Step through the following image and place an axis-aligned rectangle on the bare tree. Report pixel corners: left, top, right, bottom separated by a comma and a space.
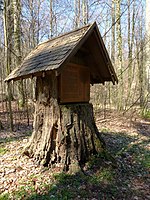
50, 0, 53, 38
74, 0, 81, 28
13, 0, 25, 107
115, 0, 123, 110
111, 0, 115, 64
82, 0, 88, 25
145, 0, 150, 97
3, 0, 13, 130
126, 0, 135, 105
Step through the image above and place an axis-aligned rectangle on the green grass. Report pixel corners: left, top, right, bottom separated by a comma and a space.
101, 127, 111, 133
0, 128, 149, 200
13, 186, 29, 200
0, 131, 32, 144
0, 193, 9, 200
90, 167, 115, 185
0, 146, 7, 155
141, 109, 150, 119
127, 140, 150, 169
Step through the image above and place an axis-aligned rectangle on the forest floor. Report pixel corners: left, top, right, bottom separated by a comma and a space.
0, 109, 150, 200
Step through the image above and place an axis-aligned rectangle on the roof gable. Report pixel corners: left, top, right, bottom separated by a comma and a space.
5, 22, 118, 84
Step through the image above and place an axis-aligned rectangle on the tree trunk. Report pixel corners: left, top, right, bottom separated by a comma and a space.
82, 0, 88, 25
145, 0, 150, 108
50, 0, 53, 38
13, 0, 25, 108
126, 0, 135, 107
23, 74, 105, 173
111, 0, 115, 64
115, 0, 123, 110
74, 0, 80, 28
29, 0, 36, 48
3, 0, 13, 131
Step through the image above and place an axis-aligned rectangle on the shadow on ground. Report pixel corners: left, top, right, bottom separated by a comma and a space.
132, 120, 150, 137
0, 114, 149, 200
23, 131, 150, 200
0, 125, 32, 144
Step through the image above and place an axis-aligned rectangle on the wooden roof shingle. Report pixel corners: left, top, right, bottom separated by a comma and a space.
5, 22, 118, 84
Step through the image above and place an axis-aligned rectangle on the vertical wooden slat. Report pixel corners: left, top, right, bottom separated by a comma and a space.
59, 64, 90, 103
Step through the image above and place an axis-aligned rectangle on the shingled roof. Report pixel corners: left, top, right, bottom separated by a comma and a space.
5, 22, 118, 84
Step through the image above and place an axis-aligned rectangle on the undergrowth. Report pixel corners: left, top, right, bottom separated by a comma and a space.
0, 127, 149, 200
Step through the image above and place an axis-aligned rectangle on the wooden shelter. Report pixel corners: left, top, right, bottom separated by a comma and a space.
5, 22, 117, 103
5, 22, 118, 172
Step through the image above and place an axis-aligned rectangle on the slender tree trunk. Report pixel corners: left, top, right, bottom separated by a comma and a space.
3, 0, 13, 131
0, 29, 5, 111
82, 0, 88, 25
74, 0, 80, 28
13, 0, 21, 64
126, 0, 135, 107
24, 74, 106, 173
136, 39, 144, 107
127, 0, 131, 85
50, 0, 53, 38
136, 7, 146, 108
29, 0, 36, 48
115, 0, 123, 110
13, 0, 25, 108
7, 82, 13, 130
111, 0, 115, 64
145, 0, 150, 108
37, 0, 40, 44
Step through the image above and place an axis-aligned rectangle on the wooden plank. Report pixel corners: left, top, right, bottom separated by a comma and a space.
58, 23, 95, 75
93, 30, 117, 84
59, 64, 90, 103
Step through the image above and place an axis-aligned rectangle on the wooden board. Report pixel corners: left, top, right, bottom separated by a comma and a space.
59, 64, 90, 103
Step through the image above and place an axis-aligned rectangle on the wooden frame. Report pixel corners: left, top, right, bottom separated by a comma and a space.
58, 64, 90, 103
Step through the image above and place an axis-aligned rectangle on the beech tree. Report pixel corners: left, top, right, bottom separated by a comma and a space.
115, 0, 123, 110
111, 0, 115, 64
0, 0, 147, 131
3, 0, 13, 130
82, 0, 88, 25
74, 0, 81, 28
13, 0, 25, 107
145, 0, 150, 96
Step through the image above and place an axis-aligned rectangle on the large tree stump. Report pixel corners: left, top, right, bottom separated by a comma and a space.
24, 75, 106, 173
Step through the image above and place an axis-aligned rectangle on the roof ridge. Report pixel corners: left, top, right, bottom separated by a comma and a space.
5, 21, 118, 85
37, 24, 91, 47
23, 23, 92, 62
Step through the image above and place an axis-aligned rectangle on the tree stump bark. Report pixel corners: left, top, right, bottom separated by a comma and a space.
23, 75, 106, 173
